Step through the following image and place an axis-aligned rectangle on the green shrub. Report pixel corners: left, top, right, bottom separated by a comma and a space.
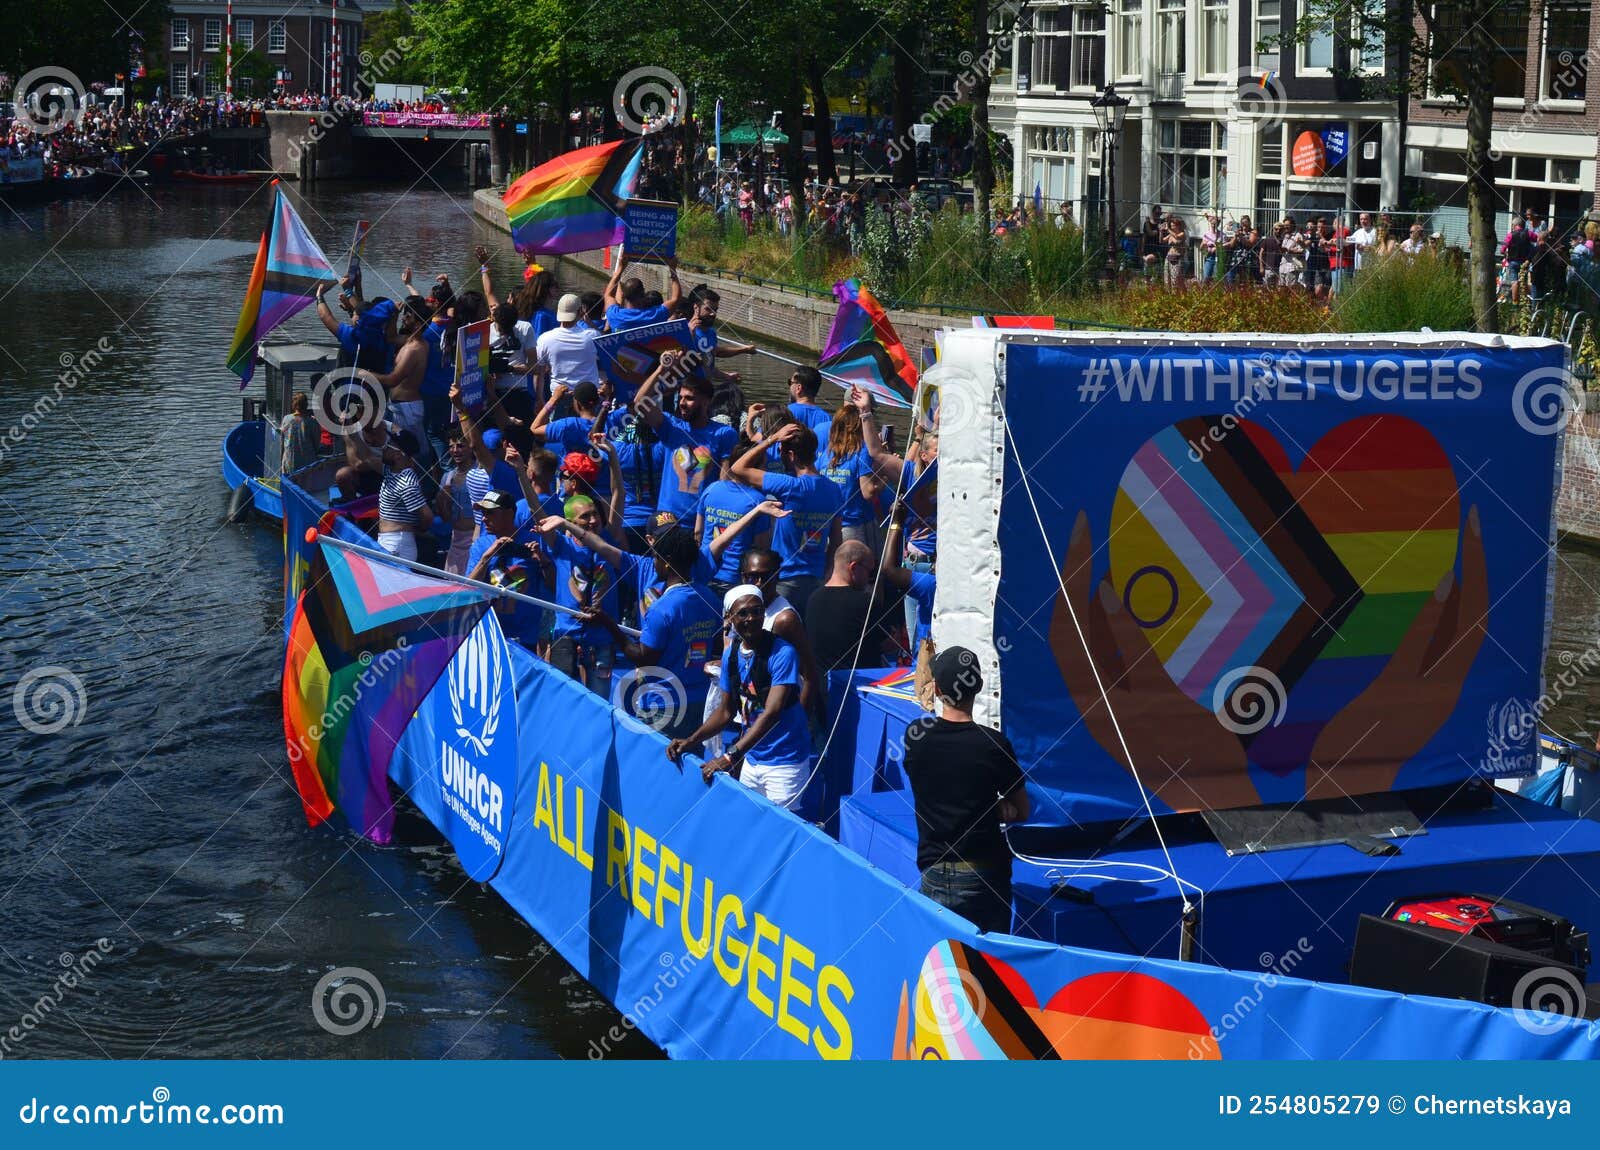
1332, 251, 1473, 333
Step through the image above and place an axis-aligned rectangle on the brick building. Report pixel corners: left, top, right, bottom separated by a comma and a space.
160, 0, 363, 99
1405, 0, 1597, 240
992, 0, 1598, 238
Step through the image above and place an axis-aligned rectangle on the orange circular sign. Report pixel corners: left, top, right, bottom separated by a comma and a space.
1292, 131, 1327, 177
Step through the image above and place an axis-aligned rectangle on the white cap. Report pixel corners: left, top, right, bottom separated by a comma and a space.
556, 293, 582, 321
724, 584, 763, 613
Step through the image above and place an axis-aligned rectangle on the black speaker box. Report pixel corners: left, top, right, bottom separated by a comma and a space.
1350, 913, 1596, 1017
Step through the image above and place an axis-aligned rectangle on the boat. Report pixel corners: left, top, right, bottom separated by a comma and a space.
92, 167, 151, 194
175, 169, 274, 185
222, 342, 343, 523
274, 328, 1600, 1060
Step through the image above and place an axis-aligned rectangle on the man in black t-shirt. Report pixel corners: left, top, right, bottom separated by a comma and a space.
901, 647, 1029, 934
804, 540, 902, 672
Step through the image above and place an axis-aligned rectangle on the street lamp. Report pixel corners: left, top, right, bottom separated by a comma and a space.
1089, 82, 1130, 276
849, 93, 860, 183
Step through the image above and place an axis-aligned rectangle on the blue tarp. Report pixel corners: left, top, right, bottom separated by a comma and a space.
387, 645, 1600, 1060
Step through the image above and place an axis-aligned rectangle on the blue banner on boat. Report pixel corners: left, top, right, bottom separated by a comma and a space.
592, 319, 692, 393
427, 610, 519, 880
387, 648, 1599, 1060
988, 341, 1563, 823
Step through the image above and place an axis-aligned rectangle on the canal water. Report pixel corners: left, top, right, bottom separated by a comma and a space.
2, 181, 1600, 1058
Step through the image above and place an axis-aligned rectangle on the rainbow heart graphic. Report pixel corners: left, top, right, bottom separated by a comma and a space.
893, 940, 1219, 1060
1108, 414, 1459, 776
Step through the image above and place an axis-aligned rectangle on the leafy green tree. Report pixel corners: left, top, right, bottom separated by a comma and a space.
1274, 0, 1523, 332
0, 0, 170, 98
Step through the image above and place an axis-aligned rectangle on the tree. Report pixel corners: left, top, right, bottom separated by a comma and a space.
0, 0, 170, 97
360, 7, 431, 90
1278, 0, 1519, 332
226, 41, 275, 96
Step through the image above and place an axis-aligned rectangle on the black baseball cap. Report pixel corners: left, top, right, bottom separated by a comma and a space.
932, 646, 982, 708
474, 490, 515, 513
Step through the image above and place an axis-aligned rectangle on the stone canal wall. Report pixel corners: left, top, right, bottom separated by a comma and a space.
473, 189, 1600, 546
470, 188, 949, 357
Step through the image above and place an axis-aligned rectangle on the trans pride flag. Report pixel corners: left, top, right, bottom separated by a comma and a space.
283, 534, 492, 843
227, 181, 336, 386
818, 278, 919, 408
502, 138, 643, 255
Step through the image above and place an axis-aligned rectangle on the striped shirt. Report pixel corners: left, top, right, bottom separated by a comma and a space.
379, 466, 428, 526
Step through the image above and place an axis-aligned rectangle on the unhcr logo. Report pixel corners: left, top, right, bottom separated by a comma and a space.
449, 620, 506, 755
436, 614, 518, 878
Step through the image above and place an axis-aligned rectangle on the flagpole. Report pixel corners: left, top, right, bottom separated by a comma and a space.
225, 0, 233, 102
749, 346, 856, 391
313, 531, 643, 638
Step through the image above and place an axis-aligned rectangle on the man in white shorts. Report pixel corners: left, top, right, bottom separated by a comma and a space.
668, 586, 813, 811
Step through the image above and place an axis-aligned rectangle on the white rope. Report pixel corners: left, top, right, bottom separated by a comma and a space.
997, 408, 1199, 925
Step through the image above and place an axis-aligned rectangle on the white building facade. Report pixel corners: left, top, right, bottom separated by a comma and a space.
990, 0, 1403, 234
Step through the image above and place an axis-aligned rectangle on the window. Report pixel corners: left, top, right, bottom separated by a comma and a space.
237, 18, 254, 50
989, 10, 1015, 86
1543, 3, 1590, 102
1116, 0, 1143, 79
1073, 6, 1106, 89
1301, 19, 1335, 71
203, 18, 222, 51
268, 21, 286, 53
1355, 13, 1385, 74
1158, 119, 1227, 208
170, 65, 188, 97
1030, 9, 1066, 89
1156, 0, 1185, 74
1256, 0, 1280, 72
170, 17, 189, 50
202, 60, 219, 96
1431, 5, 1527, 100
1491, 7, 1529, 99
1200, 0, 1228, 76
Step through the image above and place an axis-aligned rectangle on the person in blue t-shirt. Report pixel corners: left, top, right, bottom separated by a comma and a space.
785, 366, 833, 440
585, 525, 724, 740
816, 401, 878, 551
466, 491, 550, 648
851, 384, 938, 638
530, 381, 612, 502
602, 250, 683, 331
666, 587, 813, 810
694, 477, 763, 589
535, 490, 630, 701
315, 285, 396, 374
634, 356, 740, 522
882, 501, 935, 653
607, 408, 667, 551
731, 420, 844, 615
452, 384, 523, 532
686, 284, 757, 383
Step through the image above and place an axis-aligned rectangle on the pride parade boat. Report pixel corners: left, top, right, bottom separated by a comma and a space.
275, 328, 1600, 1059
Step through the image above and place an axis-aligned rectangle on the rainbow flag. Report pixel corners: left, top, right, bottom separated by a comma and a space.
283, 535, 492, 842
502, 138, 643, 255
227, 181, 335, 386
818, 278, 919, 408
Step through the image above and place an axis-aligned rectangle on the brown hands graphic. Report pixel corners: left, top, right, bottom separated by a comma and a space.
1051, 512, 1262, 813
1050, 506, 1488, 812
1305, 504, 1487, 800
